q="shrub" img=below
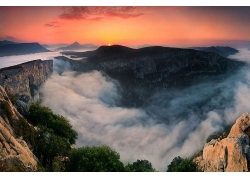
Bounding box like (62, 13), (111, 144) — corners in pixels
(0, 100), (13, 120)
(66, 145), (125, 172)
(125, 159), (156, 172)
(167, 156), (201, 172)
(27, 103), (77, 171)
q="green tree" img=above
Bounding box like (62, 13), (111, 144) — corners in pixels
(66, 145), (125, 172)
(125, 159), (156, 172)
(28, 103), (77, 144)
(167, 156), (201, 172)
(27, 103), (78, 171)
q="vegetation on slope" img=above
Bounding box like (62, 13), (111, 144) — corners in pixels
(167, 156), (201, 172)
(1, 102), (200, 172)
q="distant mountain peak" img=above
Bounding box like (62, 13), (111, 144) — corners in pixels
(57, 41), (97, 51)
(72, 41), (80, 46)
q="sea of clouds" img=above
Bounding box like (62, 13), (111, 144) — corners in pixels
(37, 48), (250, 171)
(2, 47), (250, 171)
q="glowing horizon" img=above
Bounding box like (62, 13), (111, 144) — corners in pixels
(1, 6), (250, 47)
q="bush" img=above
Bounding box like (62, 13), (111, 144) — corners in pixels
(52, 156), (67, 172)
(66, 145), (125, 172)
(0, 100), (13, 120)
(9, 95), (18, 105)
(125, 159), (156, 172)
(12, 117), (38, 147)
(8, 166), (25, 172)
(167, 156), (201, 172)
(206, 125), (232, 143)
(27, 103), (77, 171)
(28, 103), (77, 144)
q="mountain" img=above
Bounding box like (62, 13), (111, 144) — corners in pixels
(192, 46), (239, 57)
(0, 40), (17, 46)
(59, 45), (245, 107)
(57, 41), (98, 51)
(0, 43), (51, 57)
(0, 60), (53, 171)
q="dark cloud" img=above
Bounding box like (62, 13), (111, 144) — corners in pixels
(44, 21), (60, 27)
(59, 6), (144, 20)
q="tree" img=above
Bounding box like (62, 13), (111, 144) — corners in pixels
(28, 103), (77, 144)
(166, 156), (201, 172)
(66, 145), (125, 172)
(28, 103), (78, 171)
(125, 159), (156, 172)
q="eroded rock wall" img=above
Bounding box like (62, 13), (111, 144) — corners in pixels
(0, 86), (37, 171)
(0, 59), (53, 104)
(195, 113), (250, 172)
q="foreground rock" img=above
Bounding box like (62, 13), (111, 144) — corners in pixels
(195, 113), (250, 172)
(0, 86), (37, 171)
(0, 59), (53, 171)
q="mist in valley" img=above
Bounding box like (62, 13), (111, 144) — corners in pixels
(29, 48), (249, 171)
(0, 45), (96, 69)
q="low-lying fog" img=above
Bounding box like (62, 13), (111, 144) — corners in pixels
(0, 47), (96, 69)
(38, 48), (250, 171)
(2, 47), (250, 171)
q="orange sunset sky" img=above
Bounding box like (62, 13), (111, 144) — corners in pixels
(1, 6), (250, 47)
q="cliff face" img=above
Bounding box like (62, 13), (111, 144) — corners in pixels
(0, 86), (38, 171)
(195, 113), (250, 172)
(56, 46), (245, 107)
(0, 60), (53, 105)
(0, 60), (53, 171)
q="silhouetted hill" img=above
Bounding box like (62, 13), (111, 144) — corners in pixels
(58, 41), (98, 51)
(58, 45), (245, 107)
(192, 46), (239, 57)
(0, 40), (16, 46)
(0, 43), (50, 57)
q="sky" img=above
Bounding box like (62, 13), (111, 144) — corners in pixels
(1, 6), (250, 47)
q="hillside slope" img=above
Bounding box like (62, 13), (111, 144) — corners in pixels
(0, 43), (50, 57)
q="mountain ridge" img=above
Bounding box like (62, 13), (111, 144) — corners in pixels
(58, 45), (245, 107)
(57, 41), (98, 51)
(0, 42), (50, 57)
(192, 46), (239, 57)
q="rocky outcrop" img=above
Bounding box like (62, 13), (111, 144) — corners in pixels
(195, 113), (250, 172)
(0, 86), (37, 171)
(0, 60), (53, 106)
(0, 59), (53, 171)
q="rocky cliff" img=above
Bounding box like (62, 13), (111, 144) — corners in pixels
(0, 86), (38, 171)
(0, 59), (53, 171)
(57, 45), (245, 107)
(0, 60), (53, 116)
(195, 113), (250, 172)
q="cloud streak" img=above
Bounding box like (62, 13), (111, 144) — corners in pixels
(59, 6), (144, 20)
(44, 21), (60, 28)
